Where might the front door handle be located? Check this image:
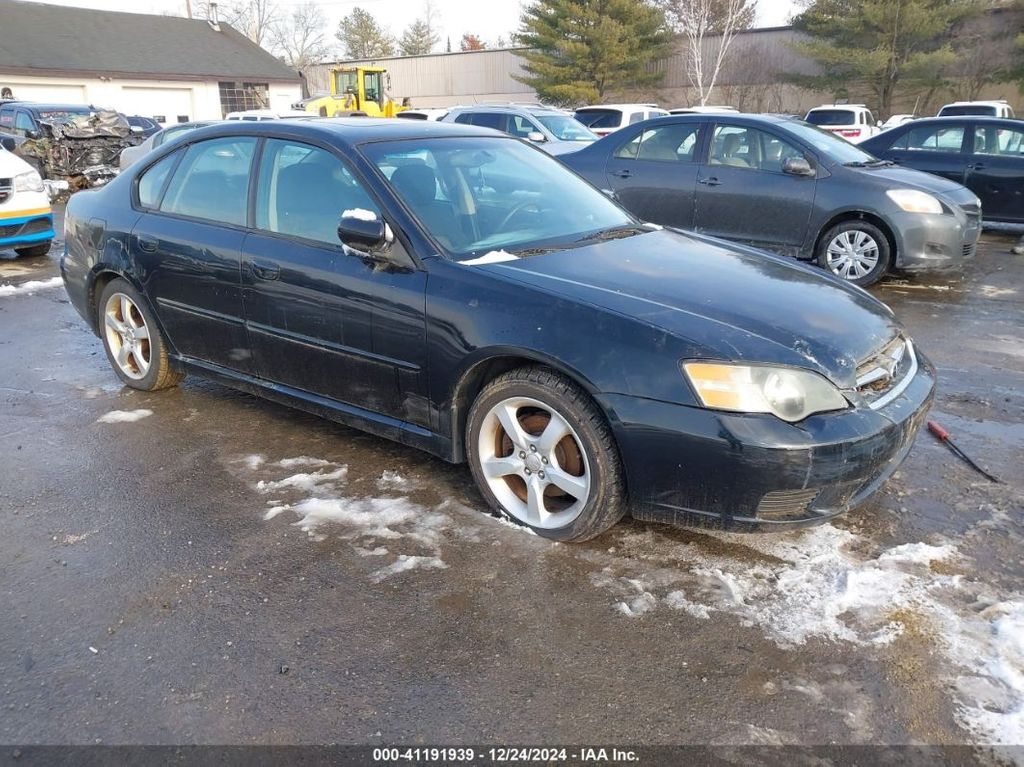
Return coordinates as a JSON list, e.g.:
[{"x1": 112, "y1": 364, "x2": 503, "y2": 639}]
[
  {"x1": 698, "y1": 177, "x2": 722, "y2": 186},
  {"x1": 136, "y1": 234, "x2": 158, "y2": 253},
  {"x1": 251, "y1": 261, "x2": 280, "y2": 281},
  {"x1": 969, "y1": 162, "x2": 985, "y2": 170},
  {"x1": 611, "y1": 169, "x2": 632, "y2": 179}
]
